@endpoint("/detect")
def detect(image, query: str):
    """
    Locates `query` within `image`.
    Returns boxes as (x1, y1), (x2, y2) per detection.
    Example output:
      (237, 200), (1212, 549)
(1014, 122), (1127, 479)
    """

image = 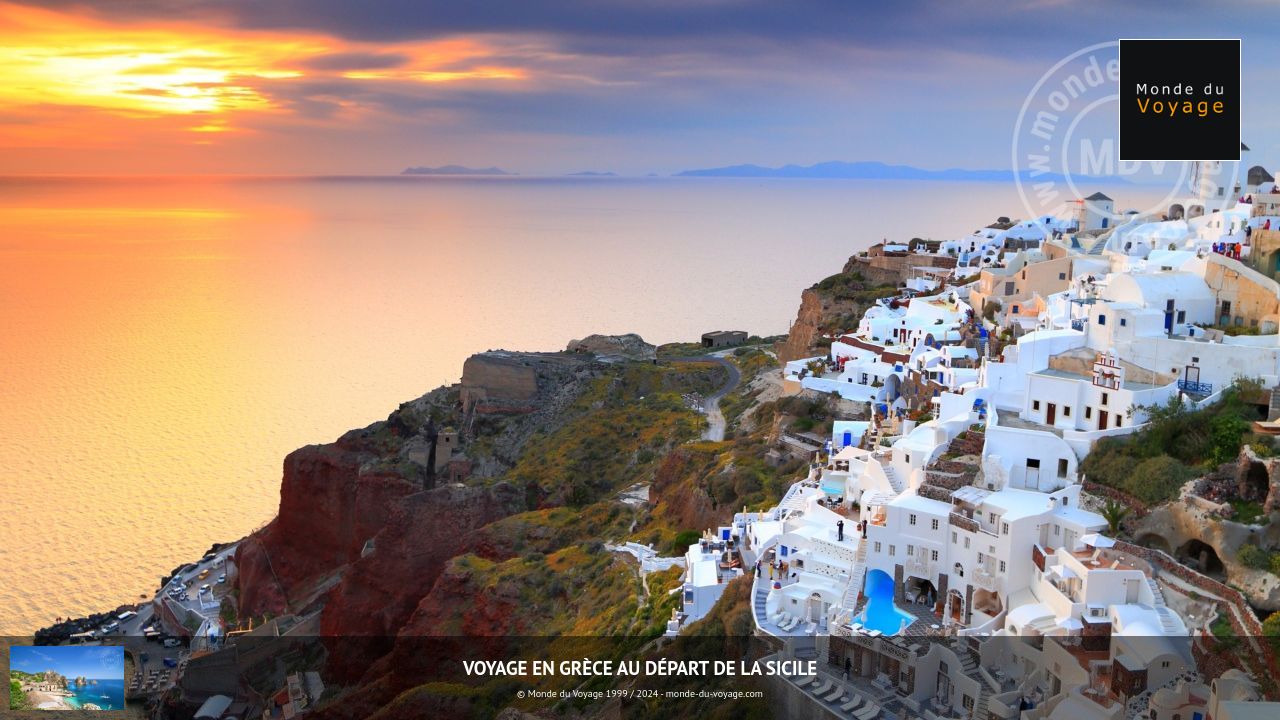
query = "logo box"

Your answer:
(1119, 39), (1240, 161)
